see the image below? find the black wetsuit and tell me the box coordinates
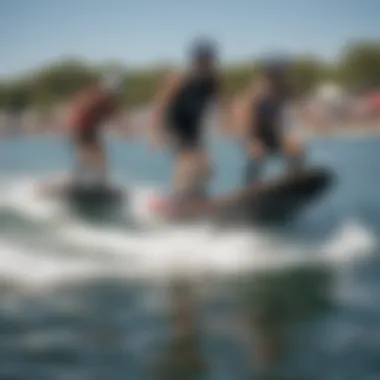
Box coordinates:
[252,93,288,153]
[166,73,218,150]
[245,92,292,184]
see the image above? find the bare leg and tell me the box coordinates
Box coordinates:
[245,140,266,185]
[245,156,265,185]
[286,152,305,171]
[91,145,107,183]
[75,144,108,186]
[173,150,210,201]
[282,134,306,172]
[173,154,191,197]
[194,151,212,198]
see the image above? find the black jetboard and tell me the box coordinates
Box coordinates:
[64,185,124,218]
[168,166,334,223]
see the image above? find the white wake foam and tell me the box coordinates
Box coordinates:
[0,176,64,222]
[0,175,162,225]
[0,241,104,290]
[0,176,376,290]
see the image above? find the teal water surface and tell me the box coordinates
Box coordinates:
[0,135,379,379]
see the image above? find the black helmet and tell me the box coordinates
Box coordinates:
[190,38,217,62]
[260,54,291,77]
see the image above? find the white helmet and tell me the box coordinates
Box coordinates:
[102,74,126,94]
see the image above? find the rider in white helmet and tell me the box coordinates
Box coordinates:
[68,73,127,187]
[102,74,126,95]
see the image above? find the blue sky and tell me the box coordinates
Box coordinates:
[1,0,379,77]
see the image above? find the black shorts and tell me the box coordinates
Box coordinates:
[257,130,283,153]
[167,114,203,151]
[73,126,101,149]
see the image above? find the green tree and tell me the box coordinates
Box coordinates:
[30,59,98,106]
[289,56,325,96]
[1,40,379,111]
[340,41,380,90]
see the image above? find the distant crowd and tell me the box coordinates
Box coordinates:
[0,93,380,138]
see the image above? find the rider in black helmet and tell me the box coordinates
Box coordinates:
[152,38,226,201]
[233,55,305,184]
[190,39,217,64]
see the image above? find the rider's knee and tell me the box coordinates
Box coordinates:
[283,136,304,157]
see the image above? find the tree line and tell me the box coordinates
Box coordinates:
[1,41,380,111]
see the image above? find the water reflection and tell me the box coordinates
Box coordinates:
[154,281,206,380]
[0,266,337,380]
[240,267,332,377]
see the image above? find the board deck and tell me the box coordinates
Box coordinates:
[167,166,334,223]
[59,166,334,223]
[64,185,124,217]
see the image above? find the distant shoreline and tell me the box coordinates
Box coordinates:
[2,129,380,142]
[306,128,380,140]
[1,116,380,141]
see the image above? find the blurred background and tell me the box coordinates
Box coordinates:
[0,0,379,379]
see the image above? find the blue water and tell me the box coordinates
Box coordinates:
[0,135,379,379]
